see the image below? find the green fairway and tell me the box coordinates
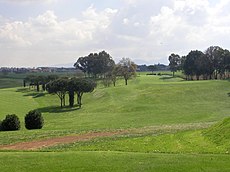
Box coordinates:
[0,74,230,171]
[0,151,229,172]
[0,75,230,144]
[44,130,229,154]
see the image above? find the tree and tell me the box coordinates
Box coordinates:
[74,78,96,108]
[147,65,157,74]
[117,58,137,85]
[74,51,115,78]
[102,65,120,87]
[168,53,180,77]
[24,75,36,89]
[46,78,68,108]
[67,78,78,107]
[223,49,230,78]
[205,46,223,79]
[183,50,204,80]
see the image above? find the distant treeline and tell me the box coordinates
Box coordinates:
[169,46,230,80]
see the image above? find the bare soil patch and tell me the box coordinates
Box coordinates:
[0,122,212,151]
[0,131,125,151]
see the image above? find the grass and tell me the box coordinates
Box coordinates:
[44,129,229,154]
[0,74,230,171]
[203,117,230,149]
[0,151,229,172]
[0,72,78,89]
[1,75,230,144]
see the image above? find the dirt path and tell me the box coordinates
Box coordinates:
[0,122,213,151]
[0,131,125,151]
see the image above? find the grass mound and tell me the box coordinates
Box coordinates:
[203,117,230,149]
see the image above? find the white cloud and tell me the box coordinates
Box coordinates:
[0,6,118,66]
[1,0,230,67]
[0,0,57,4]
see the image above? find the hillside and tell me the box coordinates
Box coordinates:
[203,117,230,150]
[0,75,230,171]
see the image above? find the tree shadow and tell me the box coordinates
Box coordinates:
[16,88,30,93]
[227,93,230,97]
[35,105,80,114]
[159,76,174,80]
[23,92,47,98]
[16,88,47,98]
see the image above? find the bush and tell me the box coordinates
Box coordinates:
[1,114,20,131]
[25,110,44,130]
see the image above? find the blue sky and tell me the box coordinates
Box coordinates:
[0,0,230,67]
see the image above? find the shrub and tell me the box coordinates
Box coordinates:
[1,114,20,131]
[25,110,44,130]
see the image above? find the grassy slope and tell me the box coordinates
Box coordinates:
[1,75,230,171]
[0,152,229,172]
[45,130,228,154]
[203,117,230,150]
[0,75,230,144]
[44,118,230,154]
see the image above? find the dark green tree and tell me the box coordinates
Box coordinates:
[205,46,223,79]
[67,78,78,107]
[74,51,115,78]
[183,50,204,80]
[74,78,96,108]
[147,65,157,74]
[168,53,180,77]
[46,78,68,108]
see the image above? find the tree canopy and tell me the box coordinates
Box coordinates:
[117,58,137,85]
[46,78,69,108]
[46,78,96,108]
[168,53,180,77]
[74,51,115,78]
[169,46,230,80]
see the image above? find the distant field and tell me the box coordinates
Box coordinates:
[0,74,229,171]
[0,72,78,89]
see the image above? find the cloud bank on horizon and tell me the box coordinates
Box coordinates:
[0,0,230,67]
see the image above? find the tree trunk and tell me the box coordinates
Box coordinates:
[36,83,40,92]
[63,95,66,107]
[42,84,46,91]
[23,80,26,87]
[60,98,63,108]
[69,91,74,107]
[125,79,128,85]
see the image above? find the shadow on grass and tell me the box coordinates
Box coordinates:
[16,88,47,98]
[159,76,174,80]
[23,92,47,98]
[16,88,30,93]
[35,105,80,114]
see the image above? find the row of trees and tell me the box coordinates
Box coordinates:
[74,51,137,85]
[24,75,96,108]
[23,51,136,109]
[169,46,230,80]
[46,78,96,108]
[24,75,58,91]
